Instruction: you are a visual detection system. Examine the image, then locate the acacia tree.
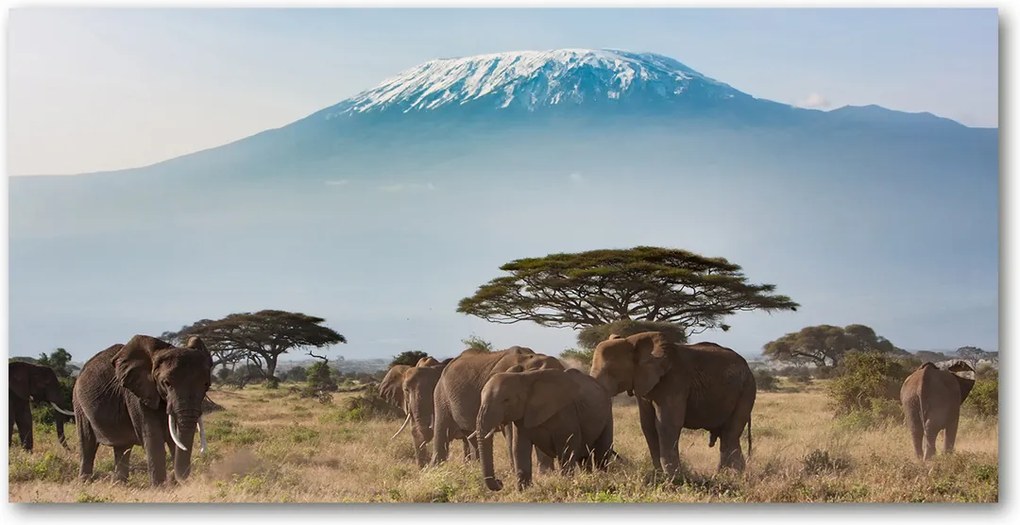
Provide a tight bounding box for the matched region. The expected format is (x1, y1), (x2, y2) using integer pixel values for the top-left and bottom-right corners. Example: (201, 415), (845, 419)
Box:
(457, 246), (798, 337)
(762, 324), (899, 368)
(163, 310), (346, 381)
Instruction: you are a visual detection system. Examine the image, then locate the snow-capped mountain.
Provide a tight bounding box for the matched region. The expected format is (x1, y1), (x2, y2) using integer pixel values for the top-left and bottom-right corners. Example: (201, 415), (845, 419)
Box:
(325, 49), (750, 117)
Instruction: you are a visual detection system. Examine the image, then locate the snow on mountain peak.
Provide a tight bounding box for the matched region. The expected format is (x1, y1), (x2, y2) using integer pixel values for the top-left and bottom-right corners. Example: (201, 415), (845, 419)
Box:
(328, 49), (746, 117)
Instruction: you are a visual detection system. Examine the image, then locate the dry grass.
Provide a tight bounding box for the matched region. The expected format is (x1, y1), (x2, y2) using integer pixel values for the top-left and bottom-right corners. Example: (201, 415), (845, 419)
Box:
(8, 380), (997, 503)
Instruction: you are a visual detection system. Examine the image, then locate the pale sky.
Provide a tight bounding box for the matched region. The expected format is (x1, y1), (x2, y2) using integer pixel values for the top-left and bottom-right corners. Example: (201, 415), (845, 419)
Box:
(6, 8), (999, 176)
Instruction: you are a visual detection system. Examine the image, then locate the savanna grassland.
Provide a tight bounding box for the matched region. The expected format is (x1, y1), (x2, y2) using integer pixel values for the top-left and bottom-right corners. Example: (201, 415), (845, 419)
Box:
(8, 379), (998, 503)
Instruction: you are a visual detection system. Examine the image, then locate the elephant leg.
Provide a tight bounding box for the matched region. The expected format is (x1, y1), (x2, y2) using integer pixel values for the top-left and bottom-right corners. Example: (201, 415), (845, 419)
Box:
(430, 408), (453, 465)
(907, 412), (924, 459)
(55, 414), (69, 450)
(141, 413), (168, 486)
(13, 399), (34, 451)
(593, 423), (614, 471)
(944, 413), (960, 455)
(718, 432), (745, 472)
(637, 397), (662, 472)
(655, 402), (684, 480)
(503, 426), (514, 468)
(113, 446), (132, 483)
(536, 448), (555, 474)
(922, 423), (938, 461)
(513, 431), (533, 490)
(77, 417), (99, 482)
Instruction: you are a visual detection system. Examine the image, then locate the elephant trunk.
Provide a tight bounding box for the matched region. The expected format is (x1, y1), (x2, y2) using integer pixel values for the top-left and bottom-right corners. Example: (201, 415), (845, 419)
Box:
(477, 405), (504, 491)
(171, 409), (200, 481)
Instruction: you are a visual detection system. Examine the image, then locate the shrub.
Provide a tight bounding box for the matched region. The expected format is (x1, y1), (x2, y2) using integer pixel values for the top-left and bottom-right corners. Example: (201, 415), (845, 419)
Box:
(753, 369), (779, 392)
(812, 366), (837, 379)
(306, 362), (337, 392)
(390, 350), (430, 367)
(827, 351), (907, 416)
(802, 449), (851, 475)
(965, 377), (998, 418)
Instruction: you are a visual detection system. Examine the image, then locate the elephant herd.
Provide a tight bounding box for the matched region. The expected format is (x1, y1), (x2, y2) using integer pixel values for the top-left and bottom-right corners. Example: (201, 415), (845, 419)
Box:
(7, 330), (978, 491)
(379, 332), (756, 490)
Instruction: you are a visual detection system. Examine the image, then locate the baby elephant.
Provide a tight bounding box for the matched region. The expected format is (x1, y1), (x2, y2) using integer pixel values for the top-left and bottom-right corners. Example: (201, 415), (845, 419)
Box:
(900, 361), (975, 460)
(477, 368), (613, 491)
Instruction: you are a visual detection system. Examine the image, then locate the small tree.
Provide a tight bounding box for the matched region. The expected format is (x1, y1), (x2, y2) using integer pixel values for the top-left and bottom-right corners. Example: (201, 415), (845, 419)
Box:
(36, 348), (77, 378)
(307, 362), (338, 392)
(163, 310), (346, 381)
(461, 335), (493, 352)
(763, 324), (899, 368)
(284, 366), (308, 383)
(391, 351), (430, 367)
(827, 351), (910, 416)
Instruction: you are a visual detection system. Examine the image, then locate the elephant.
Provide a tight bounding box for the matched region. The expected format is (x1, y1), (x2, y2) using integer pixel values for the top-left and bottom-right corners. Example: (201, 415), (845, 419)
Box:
(9, 361), (76, 451)
(430, 346), (564, 469)
(589, 332), (755, 478)
(73, 335), (212, 486)
(378, 364), (412, 411)
(900, 361), (976, 460)
(390, 359), (471, 467)
(477, 368), (614, 491)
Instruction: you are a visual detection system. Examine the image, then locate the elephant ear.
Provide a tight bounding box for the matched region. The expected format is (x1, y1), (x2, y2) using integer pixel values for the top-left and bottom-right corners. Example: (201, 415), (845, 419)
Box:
(113, 335), (173, 410)
(9, 363), (31, 400)
(186, 336), (214, 369)
(522, 372), (581, 429)
(955, 375), (976, 405)
(630, 332), (671, 398)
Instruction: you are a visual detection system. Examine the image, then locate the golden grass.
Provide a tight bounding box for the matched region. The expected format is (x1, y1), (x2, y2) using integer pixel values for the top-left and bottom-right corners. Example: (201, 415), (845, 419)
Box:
(8, 380), (997, 503)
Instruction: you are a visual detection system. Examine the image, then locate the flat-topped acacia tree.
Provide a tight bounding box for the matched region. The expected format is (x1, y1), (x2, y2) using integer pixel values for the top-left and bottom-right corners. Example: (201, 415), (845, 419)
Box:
(457, 246), (799, 338)
(162, 310), (346, 381)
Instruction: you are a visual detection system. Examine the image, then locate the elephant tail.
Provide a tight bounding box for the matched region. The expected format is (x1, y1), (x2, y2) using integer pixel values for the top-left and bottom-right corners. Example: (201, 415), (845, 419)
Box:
(746, 416), (752, 459)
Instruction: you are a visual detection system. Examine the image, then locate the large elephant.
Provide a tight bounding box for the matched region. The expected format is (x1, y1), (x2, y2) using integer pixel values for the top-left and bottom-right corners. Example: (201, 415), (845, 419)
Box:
(431, 346), (564, 467)
(390, 359), (469, 467)
(589, 332), (755, 478)
(9, 361), (76, 451)
(900, 361), (976, 460)
(477, 368), (614, 491)
(73, 335), (212, 486)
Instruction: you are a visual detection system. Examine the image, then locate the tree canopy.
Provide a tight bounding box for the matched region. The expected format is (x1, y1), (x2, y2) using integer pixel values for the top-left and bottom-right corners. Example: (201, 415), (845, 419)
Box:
(391, 351), (431, 367)
(763, 324), (901, 368)
(457, 246), (799, 337)
(36, 348), (76, 378)
(162, 310), (346, 380)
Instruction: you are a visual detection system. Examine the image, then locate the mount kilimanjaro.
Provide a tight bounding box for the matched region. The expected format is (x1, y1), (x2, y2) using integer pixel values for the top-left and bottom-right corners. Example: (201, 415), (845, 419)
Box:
(8, 49), (998, 363)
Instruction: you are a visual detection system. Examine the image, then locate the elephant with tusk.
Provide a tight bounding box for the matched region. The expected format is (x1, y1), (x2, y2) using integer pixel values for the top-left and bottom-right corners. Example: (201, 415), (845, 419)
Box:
(73, 335), (212, 486)
(390, 357), (470, 467)
(9, 361), (77, 451)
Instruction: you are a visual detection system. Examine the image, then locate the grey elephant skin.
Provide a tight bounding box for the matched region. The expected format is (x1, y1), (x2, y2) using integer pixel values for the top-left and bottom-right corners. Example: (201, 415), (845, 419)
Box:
(478, 368), (614, 491)
(378, 364), (412, 411)
(431, 346), (564, 467)
(393, 358), (470, 467)
(73, 335), (212, 486)
(900, 362), (976, 460)
(590, 331), (755, 478)
(9, 361), (76, 451)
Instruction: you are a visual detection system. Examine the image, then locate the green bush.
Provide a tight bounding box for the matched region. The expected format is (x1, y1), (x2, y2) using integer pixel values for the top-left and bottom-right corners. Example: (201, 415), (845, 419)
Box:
(965, 377), (998, 418)
(827, 351), (909, 416)
(753, 369), (779, 392)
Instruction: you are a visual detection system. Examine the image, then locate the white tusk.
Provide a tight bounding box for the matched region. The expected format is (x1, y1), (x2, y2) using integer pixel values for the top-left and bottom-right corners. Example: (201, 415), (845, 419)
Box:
(391, 412), (412, 440)
(197, 416), (208, 455)
(168, 413), (188, 451)
(50, 402), (75, 417)
(482, 430), (496, 440)
(466, 430), (479, 440)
